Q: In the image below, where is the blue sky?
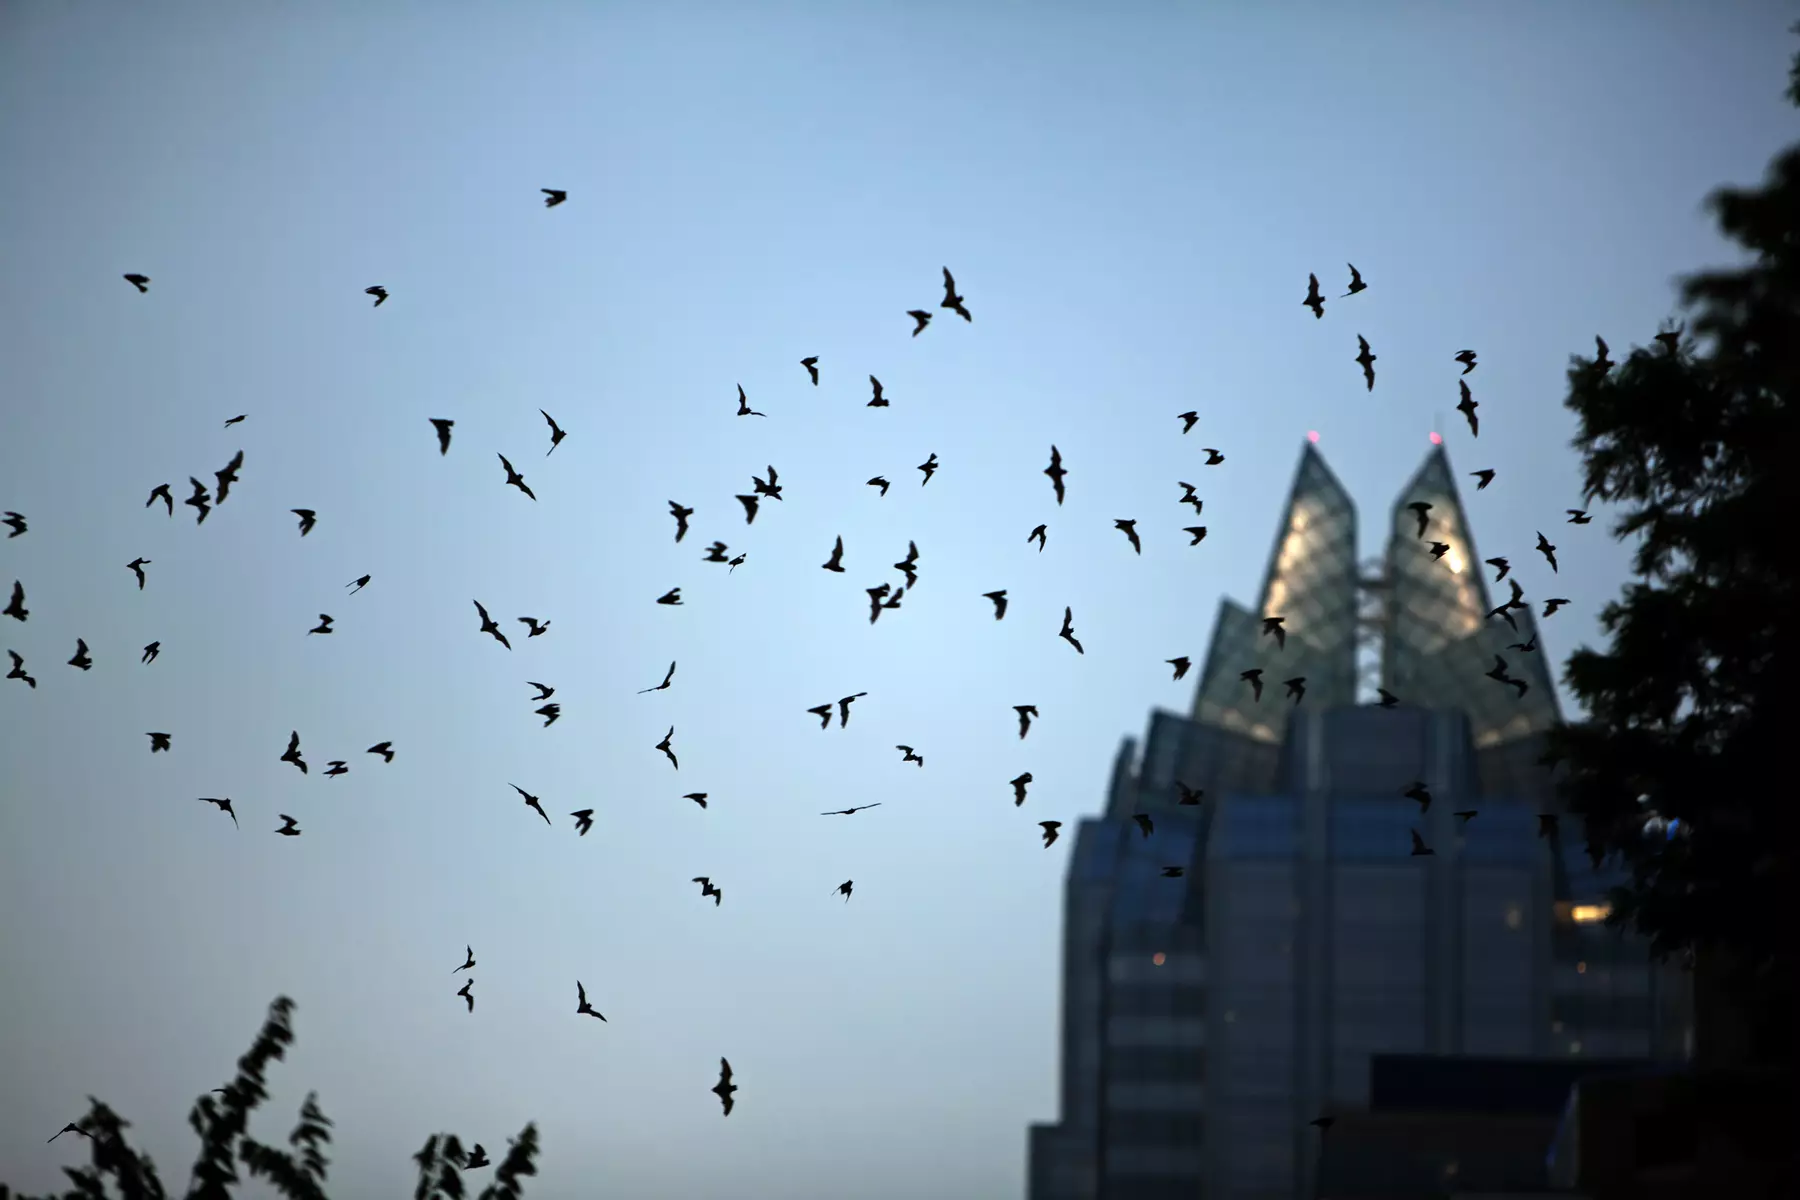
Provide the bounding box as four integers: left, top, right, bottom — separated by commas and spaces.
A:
0, 4, 1793, 1197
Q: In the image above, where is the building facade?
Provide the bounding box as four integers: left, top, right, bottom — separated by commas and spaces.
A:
1025, 443, 1691, 1200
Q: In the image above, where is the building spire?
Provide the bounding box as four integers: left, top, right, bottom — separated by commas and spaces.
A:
1190, 441, 1360, 742
1380, 442, 1561, 750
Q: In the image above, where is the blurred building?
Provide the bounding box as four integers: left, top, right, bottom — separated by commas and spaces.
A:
1313, 1051, 1653, 1198
1544, 1060, 1794, 1199
1024, 442, 1693, 1200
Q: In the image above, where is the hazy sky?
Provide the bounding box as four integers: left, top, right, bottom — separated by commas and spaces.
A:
1, 4, 1793, 1197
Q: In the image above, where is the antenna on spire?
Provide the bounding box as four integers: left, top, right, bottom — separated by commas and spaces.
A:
1429, 410, 1443, 446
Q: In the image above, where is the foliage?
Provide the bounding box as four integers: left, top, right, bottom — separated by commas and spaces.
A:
1790, 22, 1800, 109
1544, 38, 1799, 1063
1, 998, 540, 1200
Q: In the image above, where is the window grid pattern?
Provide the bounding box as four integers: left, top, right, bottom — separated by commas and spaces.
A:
1109, 981, 1208, 1017
1110, 812, 1201, 925
1104, 1083, 1207, 1113
1106, 1016, 1208, 1047
1100, 945, 1209, 1193
1101, 1142, 1205, 1177
1554, 924, 1651, 983
1109, 1110, 1205, 1145
1461, 866, 1536, 1055
1100, 1172, 1205, 1200
1457, 801, 1540, 863
1215, 864, 1297, 1107
1312, 708, 1439, 794
1381, 446, 1561, 749
1107, 1046, 1207, 1081
1210, 794, 1300, 859
1073, 818, 1125, 883
1331, 798, 1436, 860
1572, 1028, 1653, 1058
1110, 921, 1204, 960
1330, 864, 1428, 1102
1132, 710, 1283, 807
1170, 718, 1283, 803
1217, 1100, 1297, 1195
1553, 991, 1653, 1030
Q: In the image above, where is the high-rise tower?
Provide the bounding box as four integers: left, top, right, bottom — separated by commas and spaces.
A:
1025, 442, 1687, 1200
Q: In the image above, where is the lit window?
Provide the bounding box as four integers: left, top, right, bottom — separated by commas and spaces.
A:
1571, 904, 1610, 924
1224, 1010, 1237, 1024
1570, 1040, 1583, 1055
1152, 952, 1166, 967
1504, 904, 1523, 930
1577, 961, 1588, 974
1443, 1160, 1459, 1179
1552, 1021, 1564, 1034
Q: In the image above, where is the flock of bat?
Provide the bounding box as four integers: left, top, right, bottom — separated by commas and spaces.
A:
9, 210, 1635, 1146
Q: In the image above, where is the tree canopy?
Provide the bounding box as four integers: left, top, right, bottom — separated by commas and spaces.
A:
1545, 33, 1799, 1065
1, 997, 540, 1200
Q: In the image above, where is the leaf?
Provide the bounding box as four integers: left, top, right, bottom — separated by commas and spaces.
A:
287, 1092, 333, 1185
475, 1125, 540, 1200
186, 996, 296, 1200
413, 1135, 441, 1200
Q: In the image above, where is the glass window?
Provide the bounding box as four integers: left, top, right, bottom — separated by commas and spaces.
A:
1102, 1173, 1203, 1199
1104, 1083, 1207, 1115
1331, 798, 1426, 860
1114, 1110, 1205, 1144
1552, 992, 1653, 1030
1110, 981, 1208, 1017
1456, 802, 1538, 863
1213, 795, 1299, 858
1108, 1045, 1206, 1081
1107, 1016, 1208, 1047
1075, 818, 1125, 881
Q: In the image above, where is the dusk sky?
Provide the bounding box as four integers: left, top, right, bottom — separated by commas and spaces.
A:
1, 5, 1794, 1197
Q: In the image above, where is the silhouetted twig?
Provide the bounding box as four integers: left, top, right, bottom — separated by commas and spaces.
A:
8, 997, 539, 1199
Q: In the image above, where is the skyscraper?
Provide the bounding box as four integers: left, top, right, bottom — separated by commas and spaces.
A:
1025, 442, 1689, 1200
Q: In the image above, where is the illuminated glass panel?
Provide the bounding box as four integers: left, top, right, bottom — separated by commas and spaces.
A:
1192, 443, 1359, 744
1381, 445, 1561, 748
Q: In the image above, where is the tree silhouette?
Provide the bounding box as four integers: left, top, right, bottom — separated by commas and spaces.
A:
1, 997, 540, 1200
1543, 31, 1799, 1067
1789, 22, 1800, 108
